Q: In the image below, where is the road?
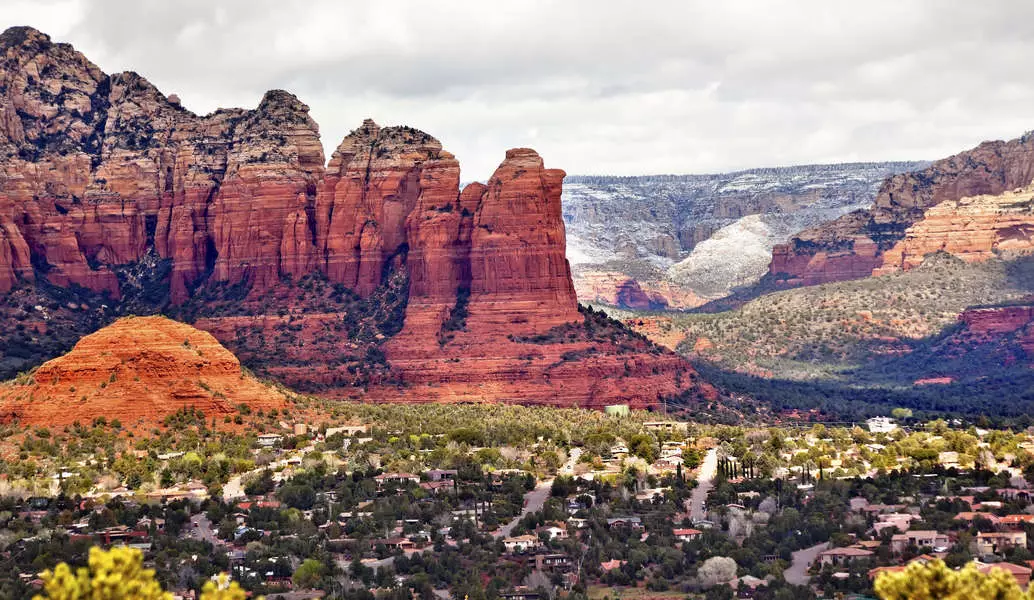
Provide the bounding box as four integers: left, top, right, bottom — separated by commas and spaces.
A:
784, 542, 828, 586
688, 448, 717, 522
223, 443, 316, 502
188, 514, 219, 545
494, 448, 581, 539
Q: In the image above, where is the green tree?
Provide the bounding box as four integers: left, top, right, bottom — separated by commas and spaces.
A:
292, 558, 325, 589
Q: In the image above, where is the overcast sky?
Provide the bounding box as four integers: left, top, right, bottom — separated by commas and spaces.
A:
4, 0, 1034, 180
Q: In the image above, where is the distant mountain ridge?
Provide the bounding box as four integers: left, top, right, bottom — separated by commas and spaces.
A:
563, 161, 926, 308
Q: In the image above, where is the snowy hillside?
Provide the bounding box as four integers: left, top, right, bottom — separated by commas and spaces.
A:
564, 161, 926, 306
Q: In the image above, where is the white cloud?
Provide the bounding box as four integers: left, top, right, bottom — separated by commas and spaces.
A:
4, 0, 1034, 180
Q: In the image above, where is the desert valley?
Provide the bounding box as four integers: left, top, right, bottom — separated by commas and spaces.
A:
1, 7, 1034, 600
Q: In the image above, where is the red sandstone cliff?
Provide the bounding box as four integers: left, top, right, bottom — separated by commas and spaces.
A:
0, 26, 708, 410
770, 132, 1034, 285
874, 185, 1034, 274
942, 303, 1034, 362
0, 316, 285, 426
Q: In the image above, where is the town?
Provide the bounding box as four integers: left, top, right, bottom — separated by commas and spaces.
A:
2, 402, 1034, 599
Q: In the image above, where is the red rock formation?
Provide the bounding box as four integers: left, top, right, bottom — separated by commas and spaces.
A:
574, 270, 708, 310
0, 193, 32, 292
0, 27, 712, 411
315, 120, 451, 295
959, 304, 1034, 335
0, 29, 326, 301
875, 185, 1034, 274
379, 150, 709, 409
770, 132, 1034, 285
467, 149, 579, 327
0, 316, 285, 426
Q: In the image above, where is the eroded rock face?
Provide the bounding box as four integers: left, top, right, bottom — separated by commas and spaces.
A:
770, 133, 1034, 285
574, 269, 707, 310
944, 303, 1034, 362
0, 27, 326, 301
0, 316, 285, 426
875, 185, 1034, 274
0, 27, 708, 410
382, 150, 706, 409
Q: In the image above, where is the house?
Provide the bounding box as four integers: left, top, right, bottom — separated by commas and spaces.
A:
426, 469, 458, 482
1000, 514, 1034, 526
976, 531, 1027, 556
600, 559, 626, 571
374, 473, 419, 489
874, 513, 916, 535
652, 456, 684, 472
371, 537, 416, 551
643, 421, 688, 433
975, 561, 1032, 588
540, 523, 568, 540
890, 531, 951, 554
868, 555, 939, 580
535, 554, 572, 571
862, 503, 907, 515
816, 547, 874, 566
938, 452, 961, 467
954, 512, 1000, 525
503, 535, 540, 554
999, 489, 1032, 502
419, 481, 454, 495
499, 588, 540, 600
673, 528, 703, 542
866, 417, 898, 433
257, 434, 283, 447
606, 517, 643, 530
730, 575, 768, 599
325, 424, 369, 437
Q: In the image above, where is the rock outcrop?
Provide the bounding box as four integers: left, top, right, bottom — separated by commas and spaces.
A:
380, 150, 707, 408
573, 270, 705, 310
875, 185, 1034, 274
770, 132, 1034, 285
0, 316, 285, 426
0, 26, 707, 410
0, 27, 326, 301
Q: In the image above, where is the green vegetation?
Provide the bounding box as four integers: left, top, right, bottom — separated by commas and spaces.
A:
674, 254, 1034, 378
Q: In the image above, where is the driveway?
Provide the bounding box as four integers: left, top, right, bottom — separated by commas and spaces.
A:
784, 542, 828, 585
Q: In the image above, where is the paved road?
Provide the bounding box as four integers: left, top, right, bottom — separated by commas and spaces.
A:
784, 542, 828, 586
688, 448, 717, 522
494, 448, 581, 539
188, 514, 219, 545
224, 443, 316, 502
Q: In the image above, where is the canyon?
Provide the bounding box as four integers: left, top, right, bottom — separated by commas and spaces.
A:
770, 132, 1034, 286
0, 26, 707, 409
563, 162, 923, 309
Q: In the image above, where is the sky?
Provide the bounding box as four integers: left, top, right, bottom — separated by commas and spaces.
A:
4, 0, 1034, 181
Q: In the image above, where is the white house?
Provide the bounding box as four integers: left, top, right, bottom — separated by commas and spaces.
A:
866, 417, 898, 434
503, 534, 540, 553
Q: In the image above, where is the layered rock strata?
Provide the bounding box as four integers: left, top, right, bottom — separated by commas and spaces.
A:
770, 133, 1034, 285
0, 26, 706, 409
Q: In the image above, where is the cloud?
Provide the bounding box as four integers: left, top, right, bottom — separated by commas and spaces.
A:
5, 0, 1034, 179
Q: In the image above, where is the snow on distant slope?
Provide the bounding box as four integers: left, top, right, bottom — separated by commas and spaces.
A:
562, 161, 926, 306
666, 199, 873, 298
